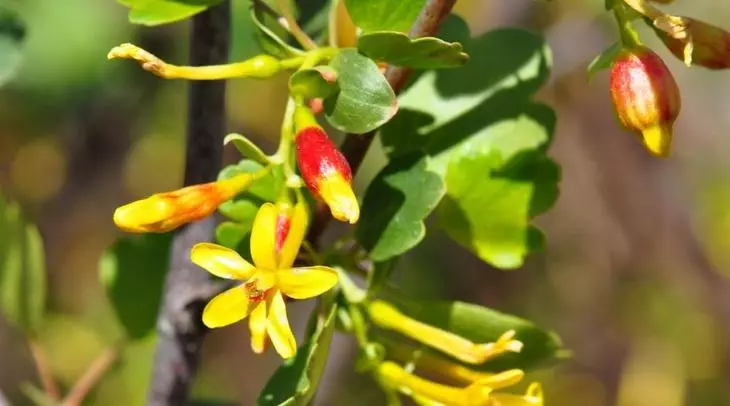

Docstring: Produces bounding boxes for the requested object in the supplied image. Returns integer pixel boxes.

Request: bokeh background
[1,0,730,405]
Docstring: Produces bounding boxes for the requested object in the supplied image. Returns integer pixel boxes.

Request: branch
[146,3,230,405]
[27,340,60,402]
[62,347,118,406]
[306,0,458,244]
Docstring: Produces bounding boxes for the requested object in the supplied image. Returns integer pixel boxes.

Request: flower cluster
[369,300,543,405]
[111,100,359,358]
[108,38,551,402]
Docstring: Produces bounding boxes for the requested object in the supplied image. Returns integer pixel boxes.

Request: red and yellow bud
[113,174,253,233]
[295,127,359,224]
[654,16,730,70]
[610,46,681,157]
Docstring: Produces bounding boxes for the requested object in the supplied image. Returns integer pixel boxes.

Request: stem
[62,347,118,406]
[306,0,458,244]
[275,0,318,50]
[27,340,60,402]
[621,0,663,20]
[613,6,642,48]
[146,3,230,405]
[108,43,288,80]
[276,98,300,185]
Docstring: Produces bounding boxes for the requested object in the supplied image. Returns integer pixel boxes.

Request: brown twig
[306,0,458,244]
[146,3,230,405]
[27,340,61,402]
[62,347,118,406]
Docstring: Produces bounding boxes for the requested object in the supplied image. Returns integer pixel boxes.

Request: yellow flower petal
[251,203,278,270]
[266,291,297,359]
[202,285,253,328]
[113,196,173,233]
[191,243,256,280]
[249,301,268,354]
[488,383,543,406]
[318,173,360,224]
[277,202,309,269]
[474,369,524,390]
[276,266,338,299]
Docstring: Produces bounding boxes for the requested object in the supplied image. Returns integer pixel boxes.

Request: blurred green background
[2,0,730,405]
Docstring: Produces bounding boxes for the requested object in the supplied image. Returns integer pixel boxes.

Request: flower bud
[653,16,730,70]
[113,174,253,233]
[610,46,681,157]
[240,54,282,78]
[295,127,360,224]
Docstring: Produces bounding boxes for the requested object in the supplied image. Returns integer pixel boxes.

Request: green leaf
[258,294,338,406]
[215,221,251,250]
[366,260,397,299]
[391,299,566,372]
[223,133,269,166]
[0,8,25,88]
[251,5,305,58]
[0,199,46,334]
[356,153,445,262]
[379,16,559,269]
[438,152,558,269]
[357,31,468,69]
[218,160,282,204]
[343,0,426,33]
[324,49,397,134]
[99,233,172,339]
[587,42,620,81]
[289,67,340,100]
[118,0,222,26]
[216,160,281,253]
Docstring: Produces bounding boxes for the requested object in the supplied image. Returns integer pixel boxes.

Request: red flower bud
[113,174,254,233]
[654,16,730,70]
[610,46,681,157]
[295,127,359,224]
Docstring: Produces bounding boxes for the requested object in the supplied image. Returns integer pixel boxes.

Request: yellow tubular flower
[378,361,543,406]
[113,173,254,233]
[386,339,524,385]
[108,43,282,80]
[191,202,338,359]
[369,301,523,364]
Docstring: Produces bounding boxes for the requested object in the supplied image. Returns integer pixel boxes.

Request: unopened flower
[377,361,543,406]
[368,300,523,365]
[114,173,255,233]
[191,202,338,359]
[653,15,730,70]
[295,126,359,224]
[610,45,681,157]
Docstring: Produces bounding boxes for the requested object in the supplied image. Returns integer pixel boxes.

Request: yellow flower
[191,202,338,359]
[369,300,523,364]
[378,361,543,406]
[114,173,254,233]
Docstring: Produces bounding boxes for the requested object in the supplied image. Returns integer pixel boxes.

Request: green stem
[274,0,318,50]
[273,98,304,191]
[614,6,642,48]
[280,48,338,70]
